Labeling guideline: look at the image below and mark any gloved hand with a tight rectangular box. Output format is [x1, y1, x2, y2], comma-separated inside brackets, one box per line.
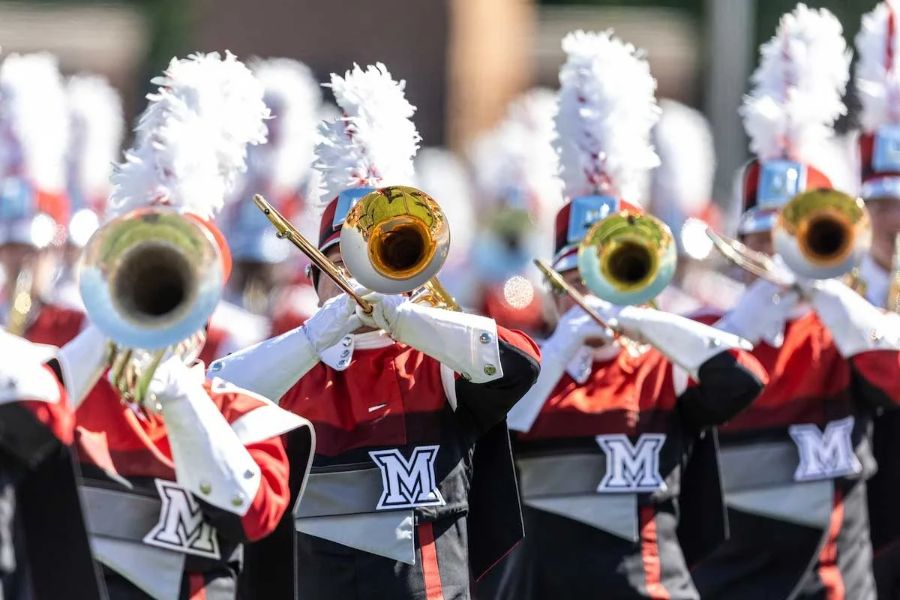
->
[797, 277, 900, 356]
[717, 278, 799, 347]
[550, 299, 618, 361]
[147, 355, 203, 409]
[355, 292, 407, 333]
[304, 292, 364, 353]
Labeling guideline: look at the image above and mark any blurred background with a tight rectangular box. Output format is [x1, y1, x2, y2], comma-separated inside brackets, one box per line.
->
[0, 0, 878, 218]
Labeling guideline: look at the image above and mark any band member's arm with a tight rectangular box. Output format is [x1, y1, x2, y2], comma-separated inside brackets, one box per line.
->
[358, 293, 541, 430]
[802, 278, 900, 406]
[0, 359, 74, 466]
[56, 324, 109, 409]
[507, 304, 612, 432]
[207, 292, 361, 401]
[151, 358, 309, 542]
[610, 306, 767, 426]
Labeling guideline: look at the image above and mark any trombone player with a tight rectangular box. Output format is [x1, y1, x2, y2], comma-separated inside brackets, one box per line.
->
[691, 6, 900, 599]
[210, 63, 541, 600]
[57, 52, 313, 600]
[853, 3, 900, 596]
[494, 31, 767, 599]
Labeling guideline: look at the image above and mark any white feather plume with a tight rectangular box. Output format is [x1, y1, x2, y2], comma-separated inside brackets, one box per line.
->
[314, 63, 420, 203]
[554, 30, 660, 203]
[0, 53, 69, 193]
[651, 99, 715, 222]
[67, 75, 124, 202]
[108, 51, 270, 221]
[249, 58, 321, 192]
[741, 4, 850, 161]
[470, 88, 563, 218]
[856, 0, 900, 131]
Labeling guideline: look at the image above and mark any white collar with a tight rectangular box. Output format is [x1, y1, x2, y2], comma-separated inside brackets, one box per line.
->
[320, 330, 395, 370]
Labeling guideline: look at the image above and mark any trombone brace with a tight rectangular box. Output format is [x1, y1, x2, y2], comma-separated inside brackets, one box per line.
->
[610, 306, 752, 380]
[57, 325, 109, 409]
[154, 362, 261, 516]
[802, 278, 900, 357]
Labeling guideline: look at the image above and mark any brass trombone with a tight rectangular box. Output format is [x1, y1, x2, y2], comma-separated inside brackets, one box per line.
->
[254, 185, 458, 311]
[78, 207, 225, 406]
[704, 189, 871, 286]
[536, 209, 677, 355]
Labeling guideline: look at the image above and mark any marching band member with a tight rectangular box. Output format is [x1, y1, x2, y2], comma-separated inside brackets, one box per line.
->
[0, 331, 103, 599]
[0, 53, 80, 345]
[853, 5, 900, 597]
[465, 89, 563, 335]
[58, 52, 313, 600]
[495, 31, 766, 599]
[210, 62, 541, 600]
[691, 6, 900, 598]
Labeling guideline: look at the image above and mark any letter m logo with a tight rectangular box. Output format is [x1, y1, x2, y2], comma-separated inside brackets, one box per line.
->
[596, 434, 667, 493]
[142, 479, 221, 559]
[789, 416, 862, 481]
[369, 446, 446, 510]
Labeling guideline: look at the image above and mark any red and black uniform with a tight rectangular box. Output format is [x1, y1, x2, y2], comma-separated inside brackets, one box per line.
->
[0, 346, 103, 599]
[692, 312, 900, 600]
[495, 346, 765, 599]
[251, 329, 539, 600]
[74, 374, 307, 599]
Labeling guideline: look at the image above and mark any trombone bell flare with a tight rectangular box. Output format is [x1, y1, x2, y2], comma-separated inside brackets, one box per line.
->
[340, 186, 450, 295]
[773, 189, 871, 280]
[78, 207, 224, 351]
[577, 211, 677, 306]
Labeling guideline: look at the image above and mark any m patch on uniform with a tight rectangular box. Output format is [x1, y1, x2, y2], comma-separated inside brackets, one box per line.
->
[596, 434, 667, 493]
[370, 446, 446, 510]
[142, 479, 221, 559]
[789, 416, 862, 481]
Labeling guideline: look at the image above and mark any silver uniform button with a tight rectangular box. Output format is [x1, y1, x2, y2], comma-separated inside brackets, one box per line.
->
[209, 362, 222, 372]
[707, 337, 722, 348]
[342, 337, 352, 347]
[338, 359, 348, 368]
[199, 482, 212, 495]
[479, 332, 492, 344]
[243, 469, 255, 480]
[484, 364, 497, 376]
[341, 349, 350, 358]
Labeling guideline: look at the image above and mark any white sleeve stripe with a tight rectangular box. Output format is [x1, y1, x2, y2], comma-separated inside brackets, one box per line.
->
[230, 404, 312, 446]
[672, 365, 690, 398]
[440, 364, 458, 411]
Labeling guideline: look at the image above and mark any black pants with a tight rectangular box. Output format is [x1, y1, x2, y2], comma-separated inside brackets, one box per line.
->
[295, 517, 470, 600]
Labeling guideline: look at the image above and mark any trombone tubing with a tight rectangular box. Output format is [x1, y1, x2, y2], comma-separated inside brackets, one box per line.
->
[253, 194, 373, 313]
[534, 259, 616, 335]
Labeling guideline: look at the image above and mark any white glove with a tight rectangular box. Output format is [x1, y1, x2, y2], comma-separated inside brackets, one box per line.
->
[357, 292, 504, 384]
[57, 324, 109, 409]
[305, 292, 364, 353]
[355, 292, 406, 332]
[717, 278, 799, 347]
[553, 300, 618, 360]
[507, 299, 615, 433]
[208, 292, 363, 400]
[152, 357, 262, 516]
[798, 278, 900, 357]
